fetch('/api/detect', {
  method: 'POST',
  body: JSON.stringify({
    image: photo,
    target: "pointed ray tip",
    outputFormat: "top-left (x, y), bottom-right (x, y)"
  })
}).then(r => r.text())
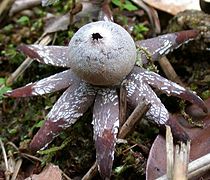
top-left (186, 91), bottom-right (208, 113)
top-left (3, 90), bottom-right (13, 98)
top-left (96, 129), bottom-right (115, 179)
top-left (3, 84), bottom-right (34, 97)
top-left (17, 44), bottom-right (41, 59)
top-left (29, 119), bottom-right (66, 153)
top-left (175, 30), bottom-right (199, 44)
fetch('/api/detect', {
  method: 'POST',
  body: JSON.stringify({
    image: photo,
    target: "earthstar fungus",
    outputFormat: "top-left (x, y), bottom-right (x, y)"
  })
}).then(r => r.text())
top-left (6, 21), bottom-right (207, 179)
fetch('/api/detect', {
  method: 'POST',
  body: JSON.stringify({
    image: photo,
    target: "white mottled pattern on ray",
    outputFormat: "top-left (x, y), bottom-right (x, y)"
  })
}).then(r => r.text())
top-left (126, 69), bottom-right (169, 125)
top-left (47, 81), bottom-right (96, 127)
top-left (154, 37), bottom-right (173, 55)
top-left (28, 45), bottom-right (69, 67)
top-left (93, 88), bottom-right (119, 178)
top-left (137, 68), bottom-right (187, 96)
top-left (32, 69), bottom-right (77, 95)
top-left (93, 88), bottom-right (119, 139)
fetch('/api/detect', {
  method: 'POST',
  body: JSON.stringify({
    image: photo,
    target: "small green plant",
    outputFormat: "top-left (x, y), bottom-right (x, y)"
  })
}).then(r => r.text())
top-left (0, 78), bottom-right (11, 100)
top-left (133, 24), bottom-right (149, 40)
top-left (112, 0), bottom-right (138, 11)
top-left (17, 16), bottom-right (30, 26)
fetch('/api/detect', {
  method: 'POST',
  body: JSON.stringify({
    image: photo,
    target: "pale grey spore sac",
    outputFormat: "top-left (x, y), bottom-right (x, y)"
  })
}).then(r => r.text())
top-left (68, 21), bottom-right (137, 86)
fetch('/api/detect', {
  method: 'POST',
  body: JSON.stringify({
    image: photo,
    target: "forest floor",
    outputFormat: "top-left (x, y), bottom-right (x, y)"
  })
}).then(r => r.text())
top-left (0, 0), bottom-right (209, 179)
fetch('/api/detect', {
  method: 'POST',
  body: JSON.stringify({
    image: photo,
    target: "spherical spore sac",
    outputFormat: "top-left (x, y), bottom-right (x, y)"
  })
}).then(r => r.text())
top-left (68, 21), bottom-right (136, 86)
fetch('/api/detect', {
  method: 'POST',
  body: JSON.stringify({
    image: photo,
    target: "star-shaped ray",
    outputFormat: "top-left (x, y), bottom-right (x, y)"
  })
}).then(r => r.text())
top-left (18, 45), bottom-right (69, 67)
top-left (30, 80), bottom-right (96, 152)
top-left (5, 69), bottom-right (78, 97)
top-left (126, 68), bottom-right (169, 125)
top-left (134, 67), bottom-right (208, 113)
top-left (93, 88), bottom-right (119, 178)
top-left (136, 30), bottom-right (199, 64)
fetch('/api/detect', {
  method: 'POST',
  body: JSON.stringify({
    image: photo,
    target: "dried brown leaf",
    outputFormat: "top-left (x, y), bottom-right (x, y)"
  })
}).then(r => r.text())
top-left (146, 98), bottom-right (210, 179)
top-left (142, 0), bottom-right (200, 15)
top-left (25, 163), bottom-right (62, 180)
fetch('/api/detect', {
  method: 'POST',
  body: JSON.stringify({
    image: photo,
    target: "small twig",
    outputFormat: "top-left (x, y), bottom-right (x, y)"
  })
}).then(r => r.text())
top-left (188, 163), bottom-right (210, 178)
top-left (6, 34), bottom-right (53, 86)
top-left (0, 0), bottom-right (15, 23)
top-left (7, 141), bottom-right (19, 151)
top-left (9, 0), bottom-right (41, 16)
top-left (166, 125), bottom-right (174, 179)
top-left (7, 141), bottom-right (42, 162)
top-left (82, 102), bottom-right (150, 179)
top-left (122, 144), bottom-right (138, 154)
top-left (11, 158), bottom-right (23, 180)
top-left (157, 141), bottom-right (210, 180)
top-left (118, 102), bottom-right (150, 138)
top-left (69, 0), bottom-right (76, 25)
top-left (158, 125), bottom-right (190, 180)
top-left (21, 153), bottom-right (42, 162)
top-left (173, 142), bottom-right (190, 180)
top-left (99, 0), bottom-right (113, 21)
top-left (119, 81), bottom-right (127, 127)
top-left (81, 162), bottom-right (98, 180)
top-left (159, 56), bottom-right (184, 86)
top-left (0, 138), bottom-right (8, 170)
top-left (158, 150), bottom-right (210, 179)
top-left (188, 153), bottom-right (210, 178)
top-left (62, 170), bottom-right (72, 180)
top-left (0, 138), bottom-right (10, 180)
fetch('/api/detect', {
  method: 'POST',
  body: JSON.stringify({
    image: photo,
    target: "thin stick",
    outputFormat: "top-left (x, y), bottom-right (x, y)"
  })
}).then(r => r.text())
top-left (11, 158), bottom-right (22, 180)
top-left (165, 125), bottom-right (174, 179)
top-left (118, 102), bottom-right (150, 138)
top-left (159, 56), bottom-right (184, 86)
top-left (188, 153), bottom-right (210, 175)
top-left (82, 162), bottom-right (97, 180)
top-left (188, 163), bottom-right (210, 178)
top-left (0, 0), bottom-right (15, 17)
top-left (62, 170), bottom-right (72, 180)
top-left (0, 138), bottom-right (10, 180)
top-left (173, 142), bottom-right (190, 180)
top-left (157, 146), bottom-right (210, 180)
top-left (9, 0), bottom-right (41, 16)
top-left (0, 138), bottom-right (8, 171)
top-left (6, 34), bottom-right (53, 86)
top-left (21, 152), bottom-right (42, 162)
top-left (82, 102), bottom-right (150, 179)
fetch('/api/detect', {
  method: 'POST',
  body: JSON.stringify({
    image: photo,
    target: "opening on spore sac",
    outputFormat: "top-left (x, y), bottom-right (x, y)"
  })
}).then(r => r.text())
top-left (92, 33), bottom-right (103, 41)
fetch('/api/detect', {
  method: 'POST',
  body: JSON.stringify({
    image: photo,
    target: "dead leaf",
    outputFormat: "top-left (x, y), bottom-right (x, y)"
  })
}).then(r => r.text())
top-left (142, 0), bottom-right (201, 15)
top-left (44, 13), bottom-right (70, 36)
top-left (146, 97), bottom-right (210, 179)
top-left (41, 0), bottom-right (59, 7)
top-left (25, 163), bottom-right (62, 180)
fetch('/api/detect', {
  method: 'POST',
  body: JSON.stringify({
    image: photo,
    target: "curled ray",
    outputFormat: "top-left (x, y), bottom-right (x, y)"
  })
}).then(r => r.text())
top-left (136, 30), bottom-right (199, 64)
top-left (93, 88), bottom-right (119, 179)
top-left (18, 45), bottom-right (69, 67)
top-left (30, 81), bottom-right (96, 152)
top-left (126, 68), bottom-right (169, 125)
top-left (5, 70), bottom-right (78, 97)
top-left (134, 67), bottom-right (207, 113)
